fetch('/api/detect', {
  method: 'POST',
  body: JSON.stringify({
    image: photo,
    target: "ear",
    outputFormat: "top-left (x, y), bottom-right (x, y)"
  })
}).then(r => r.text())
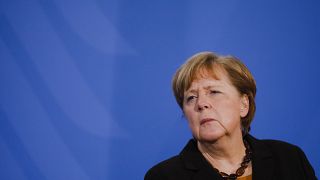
top-left (240, 94), bottom-right (249, 118)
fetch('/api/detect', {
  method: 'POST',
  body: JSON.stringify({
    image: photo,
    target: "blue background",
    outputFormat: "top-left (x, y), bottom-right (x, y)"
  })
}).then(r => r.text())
top-left (0, 0), bottom-right (319, 179)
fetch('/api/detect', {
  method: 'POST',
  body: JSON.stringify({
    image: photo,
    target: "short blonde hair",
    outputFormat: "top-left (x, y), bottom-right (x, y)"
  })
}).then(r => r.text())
top-left (172, 52), bottom-right (256, 134)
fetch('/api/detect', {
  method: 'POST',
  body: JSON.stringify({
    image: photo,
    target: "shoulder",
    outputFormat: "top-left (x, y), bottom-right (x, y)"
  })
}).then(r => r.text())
top-left (260, 139), bottom-right (302, 155)
top-left (144, 155), bottom-right (183, 180)
top-left (144, 139), bottom-right (202, 180)
top-left (247, 135), bottom-right (317, 179)
top-left (261, 139), bottom-right (315, 169)
top-left (247, 135), bottom-right (305, 158)
top-left (259, 138), bottom-right (315, 167)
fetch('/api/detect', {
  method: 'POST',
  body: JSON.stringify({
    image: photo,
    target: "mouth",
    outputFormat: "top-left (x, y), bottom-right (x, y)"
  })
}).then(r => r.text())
top-left (200, 118), bottom-right (215, 125)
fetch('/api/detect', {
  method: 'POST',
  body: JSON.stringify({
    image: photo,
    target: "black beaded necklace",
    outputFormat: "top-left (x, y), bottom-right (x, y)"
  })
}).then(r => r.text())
top-left (213, 140), bottom-right (252, 180)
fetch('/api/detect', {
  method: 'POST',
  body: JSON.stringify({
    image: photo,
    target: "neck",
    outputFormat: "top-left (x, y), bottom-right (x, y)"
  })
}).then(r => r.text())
top-left (197, 133), bottom-right (247, 173)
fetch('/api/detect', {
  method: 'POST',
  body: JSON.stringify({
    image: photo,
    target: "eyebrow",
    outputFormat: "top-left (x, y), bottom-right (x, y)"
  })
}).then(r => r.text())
top-left (185, 85), bottom-right (222, 94)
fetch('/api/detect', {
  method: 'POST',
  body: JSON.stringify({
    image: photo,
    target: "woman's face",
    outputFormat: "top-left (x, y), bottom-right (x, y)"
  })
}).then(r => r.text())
top-left (183, 70), bottom-right (249, 143)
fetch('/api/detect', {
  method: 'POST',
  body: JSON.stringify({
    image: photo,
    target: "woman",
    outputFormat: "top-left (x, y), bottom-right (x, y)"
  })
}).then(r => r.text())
top-left (145, 52), bottom-right (317, 180)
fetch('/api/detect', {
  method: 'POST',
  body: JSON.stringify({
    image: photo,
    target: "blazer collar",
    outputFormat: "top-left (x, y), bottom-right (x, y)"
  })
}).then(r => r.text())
top-left (179, 135), bottom-right (275, 180)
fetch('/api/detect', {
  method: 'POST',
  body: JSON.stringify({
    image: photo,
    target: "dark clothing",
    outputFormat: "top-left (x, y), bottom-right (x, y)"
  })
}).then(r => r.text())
top-left (145, 135), bottom-right (317, 180)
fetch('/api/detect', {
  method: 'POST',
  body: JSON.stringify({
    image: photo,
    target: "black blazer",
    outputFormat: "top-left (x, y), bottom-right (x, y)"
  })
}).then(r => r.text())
top-left (145, 135), bottom-right (317, 180)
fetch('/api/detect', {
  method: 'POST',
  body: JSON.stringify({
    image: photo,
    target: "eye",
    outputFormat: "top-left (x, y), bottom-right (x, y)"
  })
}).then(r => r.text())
top-left (186, 95), bottom-right (197, 102)
top-left (210, 90), bottom-right (221, 94)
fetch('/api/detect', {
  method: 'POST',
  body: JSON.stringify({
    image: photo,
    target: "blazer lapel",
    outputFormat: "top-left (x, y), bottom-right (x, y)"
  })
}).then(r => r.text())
top-left (246, 135), bottom-right (275, 180)
top-left (180, 139), bottom-right (223, 180)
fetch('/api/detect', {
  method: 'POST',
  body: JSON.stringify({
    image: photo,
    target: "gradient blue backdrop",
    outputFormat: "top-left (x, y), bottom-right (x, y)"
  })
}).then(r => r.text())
top-left (0, 0), bottom-right (319, 179)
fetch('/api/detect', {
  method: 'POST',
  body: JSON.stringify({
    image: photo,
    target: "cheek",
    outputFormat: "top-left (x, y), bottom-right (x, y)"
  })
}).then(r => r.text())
top-left (183, 106), bottom-right (195, 119)
top-left (218, 101), bottom-right (241, 121)
top-left (183, 109), bottom-right (199, 128)
top-left (184, 111), bottom-right (196, 125)
top-left (186, 118), bottom-right (200, 138)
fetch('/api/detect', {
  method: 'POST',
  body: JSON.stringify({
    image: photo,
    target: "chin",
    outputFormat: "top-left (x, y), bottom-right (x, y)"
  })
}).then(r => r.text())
top-left (198, 131), bottom-right (225, 143)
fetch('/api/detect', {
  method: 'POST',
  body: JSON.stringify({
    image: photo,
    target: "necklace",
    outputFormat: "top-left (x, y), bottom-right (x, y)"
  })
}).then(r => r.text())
top-left (213, 140), bottom-right (252, 180)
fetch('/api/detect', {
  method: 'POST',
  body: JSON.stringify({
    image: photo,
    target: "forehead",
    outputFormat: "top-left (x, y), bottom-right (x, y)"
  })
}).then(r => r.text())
top-left (186, 68), bottom-right (232, 91)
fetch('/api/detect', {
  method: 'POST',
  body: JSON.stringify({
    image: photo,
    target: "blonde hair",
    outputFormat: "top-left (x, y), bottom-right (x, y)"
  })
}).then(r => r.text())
top-left (172, 52), bottom-right (256, 134)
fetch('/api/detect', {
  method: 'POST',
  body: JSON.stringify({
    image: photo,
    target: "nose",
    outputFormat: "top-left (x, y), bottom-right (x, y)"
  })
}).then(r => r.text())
top-left (196, 95), bottom-right (212, 111)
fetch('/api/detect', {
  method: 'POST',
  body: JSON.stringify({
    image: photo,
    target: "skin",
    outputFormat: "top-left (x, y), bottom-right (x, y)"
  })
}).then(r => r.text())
top-left (182, 69), bottom-right (251, 175)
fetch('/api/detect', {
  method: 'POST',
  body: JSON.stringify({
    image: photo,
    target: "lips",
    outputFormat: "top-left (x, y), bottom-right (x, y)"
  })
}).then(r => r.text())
top-left (200, 118), bottom-right (215, 125)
